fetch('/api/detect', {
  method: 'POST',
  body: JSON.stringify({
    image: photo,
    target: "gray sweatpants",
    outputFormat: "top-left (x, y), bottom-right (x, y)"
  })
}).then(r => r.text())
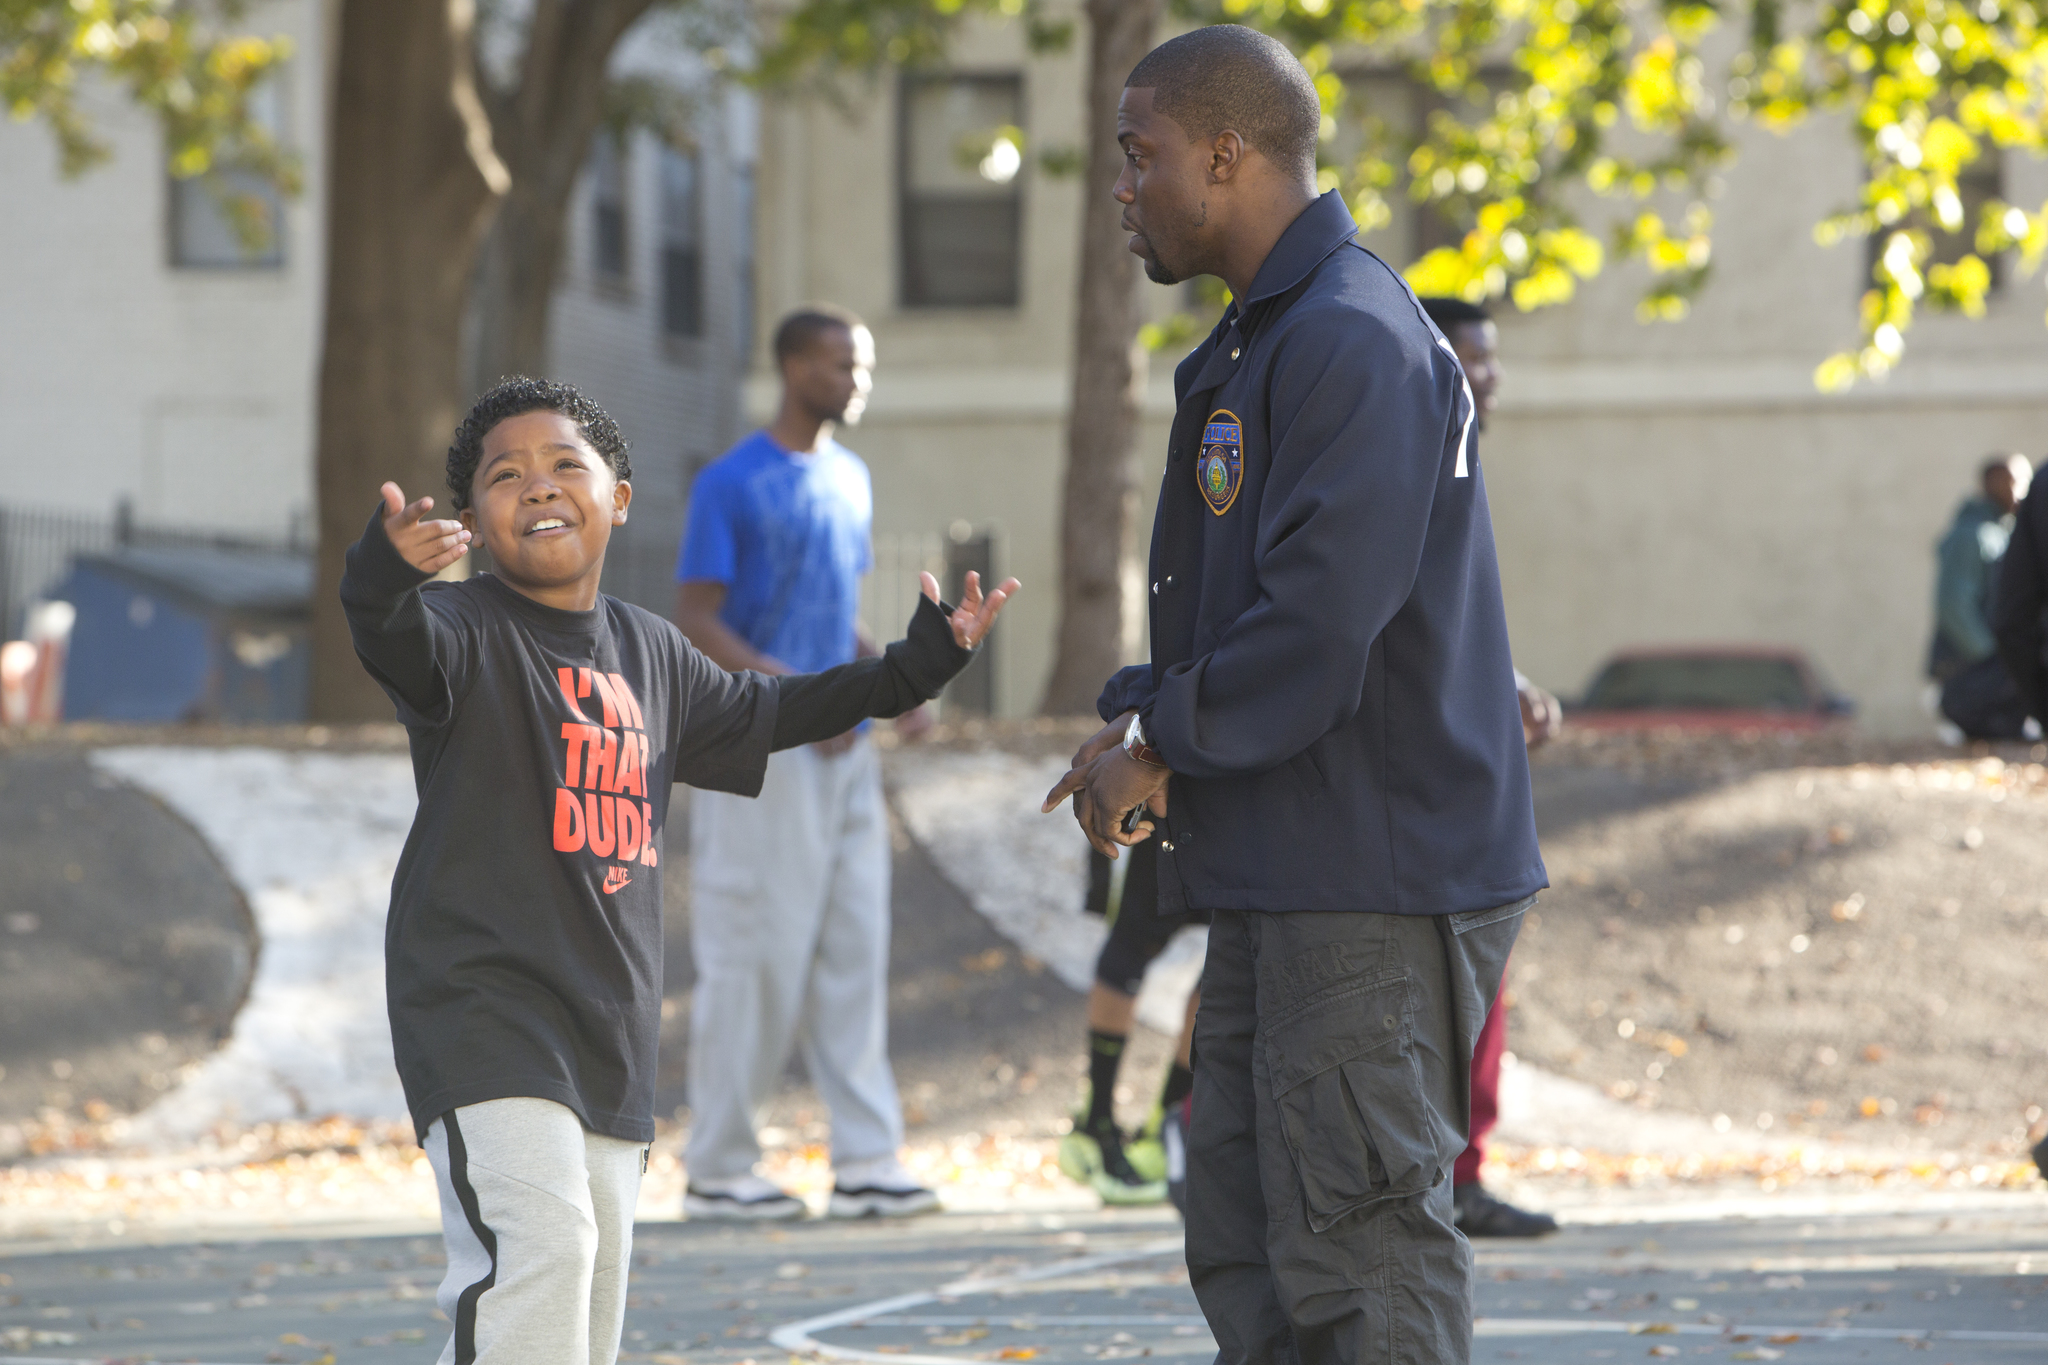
top-left (424, 1097), bottom-right (646, 1365)
top-left (686, 738), bottom-right (901, 1180)
top-left (1185, 898), bottom-right (1529, 1365)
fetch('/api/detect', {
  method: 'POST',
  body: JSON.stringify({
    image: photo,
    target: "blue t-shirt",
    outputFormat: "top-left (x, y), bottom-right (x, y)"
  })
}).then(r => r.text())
top-left (676, 431), bottom-right (873, 675)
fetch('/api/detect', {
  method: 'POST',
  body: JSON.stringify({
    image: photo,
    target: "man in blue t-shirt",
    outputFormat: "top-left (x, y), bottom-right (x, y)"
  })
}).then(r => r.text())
top-left (674, 306), bottom-right (938, 1221)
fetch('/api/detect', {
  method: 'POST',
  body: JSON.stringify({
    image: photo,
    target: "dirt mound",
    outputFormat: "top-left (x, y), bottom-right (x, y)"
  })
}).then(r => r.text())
top-left (1516, 731), bottom-right (2048, 1159)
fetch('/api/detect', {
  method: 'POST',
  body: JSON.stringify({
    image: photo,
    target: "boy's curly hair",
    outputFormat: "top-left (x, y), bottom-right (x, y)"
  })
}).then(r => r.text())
top-left (446, 377), bottom-right (632, 510)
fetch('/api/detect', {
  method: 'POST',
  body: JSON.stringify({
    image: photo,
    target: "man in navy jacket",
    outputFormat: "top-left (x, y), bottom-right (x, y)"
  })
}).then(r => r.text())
top-left (1044, 25), bottom-right (1545, 1363)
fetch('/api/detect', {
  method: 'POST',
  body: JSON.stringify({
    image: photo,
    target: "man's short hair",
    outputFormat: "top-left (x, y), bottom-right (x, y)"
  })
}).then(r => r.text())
top-left (1125, 25), bottom-right (1321, 180)
top-left (773, 305), bottom-right (865, 366)
top-left (447, 377), bottom-right (630, 511)
top-left (1982, 452), bottom-right (2026, 477)
top-left (1420, 297), bottom-right (1492, 333)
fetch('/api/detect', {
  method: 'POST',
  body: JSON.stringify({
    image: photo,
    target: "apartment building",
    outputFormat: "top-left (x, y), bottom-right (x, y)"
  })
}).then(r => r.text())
top-left (752, 14), bottom-right (2048, 733)
top-left (0, 0), bottom-right (755, 622)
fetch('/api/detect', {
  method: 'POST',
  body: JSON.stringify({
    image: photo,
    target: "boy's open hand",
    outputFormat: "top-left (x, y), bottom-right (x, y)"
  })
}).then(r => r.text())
top-left (381, 482), bottom-right (471, 575)
top-left (920, 570), bottom-right (1018, 651)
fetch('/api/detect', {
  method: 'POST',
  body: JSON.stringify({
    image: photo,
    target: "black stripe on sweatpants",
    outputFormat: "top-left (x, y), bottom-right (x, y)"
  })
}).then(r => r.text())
top-left (445, 1110), bottom-right (499, 1364)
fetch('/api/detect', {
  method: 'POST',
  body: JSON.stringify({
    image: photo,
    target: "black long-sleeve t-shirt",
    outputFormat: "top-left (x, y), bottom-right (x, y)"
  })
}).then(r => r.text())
top-left (339, 508), bottom-right (972, 1141)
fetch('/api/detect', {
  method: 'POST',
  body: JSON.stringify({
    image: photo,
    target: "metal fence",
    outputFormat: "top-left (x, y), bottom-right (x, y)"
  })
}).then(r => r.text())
top-left (862, 525), bottom-right (999, 717)
top-left (0, 499), bottom-right (301, 639)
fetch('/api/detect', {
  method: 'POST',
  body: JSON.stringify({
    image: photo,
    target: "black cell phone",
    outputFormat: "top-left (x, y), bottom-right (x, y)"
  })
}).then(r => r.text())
top-left (1121, 805), bottom-right (1149, 836)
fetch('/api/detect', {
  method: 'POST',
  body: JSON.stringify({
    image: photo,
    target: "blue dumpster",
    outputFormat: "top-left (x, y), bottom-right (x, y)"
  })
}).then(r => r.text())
top-left (51, 546), bottom-right (312, 722)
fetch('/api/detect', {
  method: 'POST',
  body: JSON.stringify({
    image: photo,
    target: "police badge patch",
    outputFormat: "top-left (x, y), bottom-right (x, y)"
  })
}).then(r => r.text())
top-left (1198, 409), bottom-right (1243, 515)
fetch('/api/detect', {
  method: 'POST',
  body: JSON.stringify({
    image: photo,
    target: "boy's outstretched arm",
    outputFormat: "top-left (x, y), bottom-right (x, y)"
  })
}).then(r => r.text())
top-left (768, 571), bottom-right (1017, 750)
top-left (338, 483), bottom-right (475, 725)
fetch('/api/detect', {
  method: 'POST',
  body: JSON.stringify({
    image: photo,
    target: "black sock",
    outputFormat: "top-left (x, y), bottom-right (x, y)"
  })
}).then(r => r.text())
top-left (1161, 1060), bottom-right (1194, 1110)
top-left (1086, 1029), bottom-right (1127, 1128)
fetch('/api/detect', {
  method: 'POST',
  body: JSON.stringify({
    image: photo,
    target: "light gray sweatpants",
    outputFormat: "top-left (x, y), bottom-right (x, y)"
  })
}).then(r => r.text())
top-left (686, 737), bottom-right (901, 1181)
top-left (424, 1097), bottom-right (646, 1365)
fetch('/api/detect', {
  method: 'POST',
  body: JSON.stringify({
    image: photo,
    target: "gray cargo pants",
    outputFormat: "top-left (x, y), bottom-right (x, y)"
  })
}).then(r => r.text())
top-left (1185, 897), bottom-right (1530, 1365)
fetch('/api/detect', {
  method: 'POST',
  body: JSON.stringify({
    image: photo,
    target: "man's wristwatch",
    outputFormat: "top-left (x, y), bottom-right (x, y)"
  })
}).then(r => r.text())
top-left (1123, 713), bottom-right (1168, 768)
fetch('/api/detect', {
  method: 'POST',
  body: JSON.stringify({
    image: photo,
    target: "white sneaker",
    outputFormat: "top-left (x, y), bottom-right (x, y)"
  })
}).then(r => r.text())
top-left (828, 1155), bottom-right (940, 1219)
top-left (684, 1172), bottom-right (806, 1222)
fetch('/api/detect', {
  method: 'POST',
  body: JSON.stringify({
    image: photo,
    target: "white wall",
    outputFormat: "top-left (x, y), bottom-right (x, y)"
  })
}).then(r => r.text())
top-left (550, 88), bottom-right (758, 618)
top-left (1470, 115), bottom-right (2048, 735)
top-left (0, 0), bottom-right (330, 539)
top-left (0, 0), bottom-right (752, 628)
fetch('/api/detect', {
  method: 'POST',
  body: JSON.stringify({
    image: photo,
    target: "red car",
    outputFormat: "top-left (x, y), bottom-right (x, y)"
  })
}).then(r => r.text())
top-left (1568, 647), bottom-right (1855, 733)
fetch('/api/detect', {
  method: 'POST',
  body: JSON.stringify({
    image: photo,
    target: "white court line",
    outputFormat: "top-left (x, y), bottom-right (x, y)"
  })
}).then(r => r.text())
top-left (770, 1242), bottom-right (2048, 1359)
top-left (768, 1239), bottom-right (1182, 1363)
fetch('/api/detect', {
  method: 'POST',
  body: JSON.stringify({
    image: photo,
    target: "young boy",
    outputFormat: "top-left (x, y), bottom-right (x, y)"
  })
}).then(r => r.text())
top-left (339, 377), bottom-right (1014, 1363)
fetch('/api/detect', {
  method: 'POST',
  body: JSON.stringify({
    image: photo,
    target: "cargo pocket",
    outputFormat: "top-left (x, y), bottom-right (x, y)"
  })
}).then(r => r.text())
top-left (1265, 974), bottom-right (1441, 1233)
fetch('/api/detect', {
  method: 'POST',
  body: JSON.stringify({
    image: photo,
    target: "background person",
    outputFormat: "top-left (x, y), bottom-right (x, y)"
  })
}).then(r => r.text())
top-left (1930, 453), bottom-right (2033, 740)
top-left (675, 306), bottom-right (939, 1221)
top-left (1061, 835), bottom-right (1202, 1205)
top-left (1994, 462), bottom-right (2048, 732)
top-left (1421, 294), bottom-right (1561, 1239)
top-left (1045, 28), bottom-right (1545, 1362)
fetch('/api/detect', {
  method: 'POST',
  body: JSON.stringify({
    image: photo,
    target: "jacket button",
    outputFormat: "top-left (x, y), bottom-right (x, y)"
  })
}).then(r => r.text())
top-left (1165, 575), bottom-right (1174, 586)
top-left (1230, 347), bottom-right (1241, 359)
top-left (1151, 582), bottom-right (1159, 595)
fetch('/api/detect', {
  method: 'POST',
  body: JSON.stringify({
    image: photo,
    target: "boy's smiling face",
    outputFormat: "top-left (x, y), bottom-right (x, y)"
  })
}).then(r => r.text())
top-left (460, 410), bottom-right (632, 609)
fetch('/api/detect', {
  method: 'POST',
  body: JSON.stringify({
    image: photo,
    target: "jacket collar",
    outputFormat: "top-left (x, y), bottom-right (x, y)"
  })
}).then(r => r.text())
top-left (1240, 190), bottom-right (1360, 306)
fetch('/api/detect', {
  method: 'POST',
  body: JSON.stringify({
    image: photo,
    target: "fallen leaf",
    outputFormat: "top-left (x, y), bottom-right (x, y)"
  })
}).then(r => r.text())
top-left (280, 1335), bottom-right (309, 1346)
top-left (997, 1351), bottom-right (1039, 1361)
top-left (1649, 1349), bottom-right (1680, 1359)
top-left (1768, 1335), bottom-right (1802, 1344)
top-left (1732, 1350), bottom-right (1784, 1361)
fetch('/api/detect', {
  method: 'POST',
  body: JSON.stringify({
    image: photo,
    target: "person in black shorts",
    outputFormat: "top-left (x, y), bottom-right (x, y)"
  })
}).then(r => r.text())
top-left (1060, 833), bottom-right (1206, 1204)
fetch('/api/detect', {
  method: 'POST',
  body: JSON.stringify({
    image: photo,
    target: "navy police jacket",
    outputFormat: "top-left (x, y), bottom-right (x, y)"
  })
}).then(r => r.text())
top-left (1098, 192), bottom-right (1546, 917)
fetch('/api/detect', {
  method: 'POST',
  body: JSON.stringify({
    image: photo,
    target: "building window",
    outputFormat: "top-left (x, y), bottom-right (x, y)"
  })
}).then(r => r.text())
top-left (168, 79), bottom-right (286, 269)
top-left (660, 146), bottom-right (703, 337)
top-left (898, 74), bottom-right (1023, 308)
top-left (1866, 152), bottom-right (2006, 293)
top-left (591, 132), bottom-right (630, 283)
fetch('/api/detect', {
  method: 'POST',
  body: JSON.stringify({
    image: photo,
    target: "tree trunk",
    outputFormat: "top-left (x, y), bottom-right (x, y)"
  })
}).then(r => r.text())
top-left (1038, 0), bottom-right (1162, 715)
top-left (468, 0), bottom-right (657, 391)
top-left (309, 0), bottom-right (509, 721)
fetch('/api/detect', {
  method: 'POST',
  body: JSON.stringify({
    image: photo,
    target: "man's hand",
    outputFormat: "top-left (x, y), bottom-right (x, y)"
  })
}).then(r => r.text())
top-left (1041, 746), bottom-right (1170, 859)
top-left (1518, 678), bottom-right (1562, 749)
top-left (1072, 711), bottom-right (1136, 769)
top-left (380, 482), bottom-right (470, 575)
top-left (921, 570), bottom-right (1019, 650)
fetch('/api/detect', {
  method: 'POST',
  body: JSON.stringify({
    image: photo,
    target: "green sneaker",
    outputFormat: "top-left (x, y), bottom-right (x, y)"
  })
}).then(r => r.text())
top-left (1058, 1112), bottom-right (1167, 1206)
top-left (1124, 1102), bottom-right (1168, 1183)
